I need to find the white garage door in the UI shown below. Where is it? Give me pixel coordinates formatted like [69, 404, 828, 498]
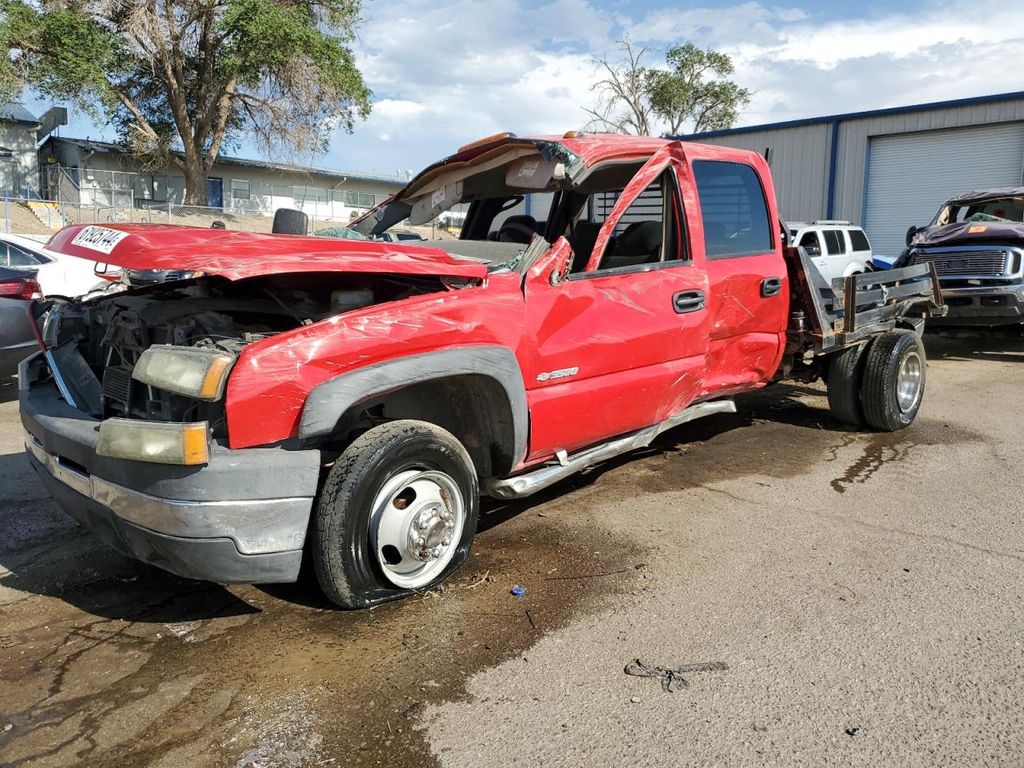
[863, 124, 1024, 256]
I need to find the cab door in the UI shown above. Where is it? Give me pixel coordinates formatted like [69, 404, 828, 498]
[521, 142, 711, 463]
[688, 154, 788, 394]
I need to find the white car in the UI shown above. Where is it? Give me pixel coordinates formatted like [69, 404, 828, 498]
[788, 221, 873, 282]
[0, 233, 106, 298]
[376, 229, 426, 243]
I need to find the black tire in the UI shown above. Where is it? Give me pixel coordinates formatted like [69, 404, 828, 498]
[311, 420, 479, 609]
[827, 342, 869, 426]
[860, 330, 926, 431]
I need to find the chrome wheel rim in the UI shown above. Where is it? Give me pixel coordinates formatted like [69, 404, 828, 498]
[370, 468, 465, 589]
[896, 350, 923, 413]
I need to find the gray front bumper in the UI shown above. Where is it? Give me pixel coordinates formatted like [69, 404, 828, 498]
[932, 283, 1024, 325]
[20, 360, 322, 584]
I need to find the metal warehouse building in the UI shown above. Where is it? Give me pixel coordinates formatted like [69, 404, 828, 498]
[679, 91, 1024, 256]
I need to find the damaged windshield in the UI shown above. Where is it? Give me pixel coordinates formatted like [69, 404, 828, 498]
[348, 138, 645, 272]
[937, 197, 1024, 225]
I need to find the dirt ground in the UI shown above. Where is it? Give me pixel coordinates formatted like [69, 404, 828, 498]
[1, 332, 1022, 767]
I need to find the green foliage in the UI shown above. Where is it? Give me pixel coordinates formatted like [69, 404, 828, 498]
[646, 43, 751, 136]
[0, 0, 371, 202]
[585, 39, 750, 137]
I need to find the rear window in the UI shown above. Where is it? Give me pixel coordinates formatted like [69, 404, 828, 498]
[7, 244, 46, 267]
[823, 229, 845, 255]
[798, 231, 822, 256]
[692, 160, 772, 259]
[849, 228, 870, 252]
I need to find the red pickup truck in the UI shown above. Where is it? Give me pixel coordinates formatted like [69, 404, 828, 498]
[20, 134, 943, 608]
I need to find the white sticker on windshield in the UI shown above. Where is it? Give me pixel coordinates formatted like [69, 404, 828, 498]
[431, 188, 446, 209]
[70, 226, 130, 254]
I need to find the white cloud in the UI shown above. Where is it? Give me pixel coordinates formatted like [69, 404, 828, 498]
[320, 0, 1024, 172]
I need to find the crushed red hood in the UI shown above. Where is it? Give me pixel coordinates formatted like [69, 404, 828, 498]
[46, 224, 489, 281]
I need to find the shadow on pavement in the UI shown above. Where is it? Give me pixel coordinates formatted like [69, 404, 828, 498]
[0, 381, 853, 618]
[0, 453, 259, 622]
[922, 328, 1024, 363]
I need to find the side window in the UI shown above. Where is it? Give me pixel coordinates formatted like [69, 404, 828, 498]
[574, 170, 686, 274]
[7, 244, 44, 266]
[0, 244, 8, 267]
[798, 231, 822, 256]
[849, 228, 871, 252]
[823, 229, 845, 255]
[692, 160, 772, 259]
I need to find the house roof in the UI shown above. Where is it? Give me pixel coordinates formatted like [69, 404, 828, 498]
[674, 90, 1024, 140]
[0, 103, 40, 125]
[41, 135, 408, 186]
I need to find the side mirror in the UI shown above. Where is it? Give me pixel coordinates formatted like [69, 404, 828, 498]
[523, 238, 572, 287]
[905, 225, 919, 247]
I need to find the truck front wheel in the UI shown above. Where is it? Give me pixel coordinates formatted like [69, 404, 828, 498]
[311, 420, 479, 609]
[860, 330, 926, 431]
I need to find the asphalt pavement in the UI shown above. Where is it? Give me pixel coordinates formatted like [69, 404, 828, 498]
[0, 332, 1022, 767]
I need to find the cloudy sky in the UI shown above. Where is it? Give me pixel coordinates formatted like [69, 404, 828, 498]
[28, 0, 1024, 177]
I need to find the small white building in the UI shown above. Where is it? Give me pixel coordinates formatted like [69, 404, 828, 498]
[39, 136, 408, 222]
[0, 104, 67, 198]
[0, 104, 41, 197]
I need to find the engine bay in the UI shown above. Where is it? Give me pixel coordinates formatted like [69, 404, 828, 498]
[42, 272, 450, 434]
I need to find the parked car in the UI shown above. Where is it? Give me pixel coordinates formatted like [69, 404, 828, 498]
[0, 233, 105, 298]
[376, 229, 426, 243]
[788, 221, 873, 282]
[0, 266, 41, 377]
[895, 188, 1024, 325]
[21, 134, 942, 609]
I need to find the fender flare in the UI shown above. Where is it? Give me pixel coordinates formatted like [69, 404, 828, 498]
[298, 346, 529, 466]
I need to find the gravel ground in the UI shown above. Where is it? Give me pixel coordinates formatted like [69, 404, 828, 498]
[0, 332, 1021, 767]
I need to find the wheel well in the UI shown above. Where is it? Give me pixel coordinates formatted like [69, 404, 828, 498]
[320, 375, 518, 479]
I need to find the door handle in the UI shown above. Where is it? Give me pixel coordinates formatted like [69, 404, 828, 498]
[672, 290, 705, 314]
[761, 277, 783, 297]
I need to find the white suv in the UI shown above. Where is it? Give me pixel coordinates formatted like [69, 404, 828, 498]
[788, 220, 873, 282]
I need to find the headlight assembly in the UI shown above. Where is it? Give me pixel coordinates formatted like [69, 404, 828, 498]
[132, 345, 235, 401]
[97, 419, 210, 465]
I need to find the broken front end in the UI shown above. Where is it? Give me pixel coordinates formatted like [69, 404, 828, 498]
[20, 266, 449, 583]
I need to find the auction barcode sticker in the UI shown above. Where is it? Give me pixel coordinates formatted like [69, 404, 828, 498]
[70, 226, 130, 254]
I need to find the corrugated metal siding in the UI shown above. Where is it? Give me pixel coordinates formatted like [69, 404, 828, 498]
[689, 123, 831, 222]
[689, 96, 1024, 235]
[863, 124, 1024, 255]
[833, 100, 1024, 221]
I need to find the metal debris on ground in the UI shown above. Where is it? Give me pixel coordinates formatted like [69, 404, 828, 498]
[624, 658, 729, 692]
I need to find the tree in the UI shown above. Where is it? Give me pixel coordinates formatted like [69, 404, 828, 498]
[647, 43, 751, 136]
[583, 39, 750, 137]
[1, 0, 371, 204]
[583, 38, 655, 136]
